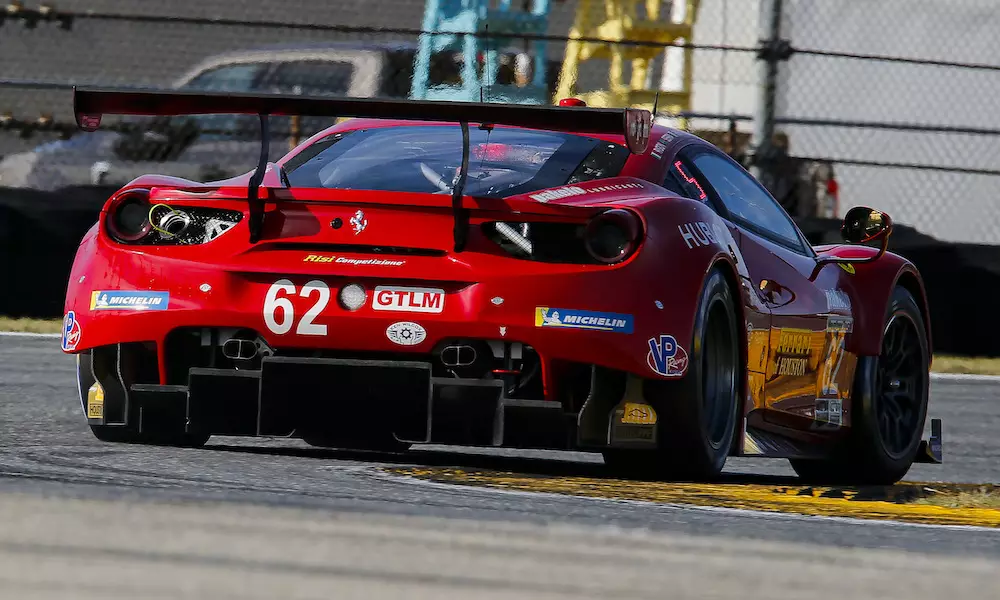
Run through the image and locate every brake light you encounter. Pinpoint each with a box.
[583,209,643,264]
[105,189,153,243]
[103,188,243,246]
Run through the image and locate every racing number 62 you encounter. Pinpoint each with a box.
[263,279,330,336]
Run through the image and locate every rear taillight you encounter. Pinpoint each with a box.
[482,208,643,265]
[103,189,243,246]
[583,209,643,264]
[105,189,153,243]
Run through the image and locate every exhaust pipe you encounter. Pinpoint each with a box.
[440,344,477,367]
[222,338,258,361]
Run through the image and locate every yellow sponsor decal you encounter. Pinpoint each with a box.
[303,254,336,263]
[838,263,856,275]
[87,382,104,419]
[776,328,812,356]
[621,402,657,425]
[89,291,99,310]
[776,356,809,376]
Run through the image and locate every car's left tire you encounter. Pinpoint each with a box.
[604,266,741,480]
[76,351,210,448]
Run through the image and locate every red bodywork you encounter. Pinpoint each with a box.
[63,92,930,457]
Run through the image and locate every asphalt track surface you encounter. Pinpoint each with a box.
[1,335,999,599]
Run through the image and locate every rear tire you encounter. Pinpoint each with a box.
[76,352,210,448]
[790,286,929,485]
[604,267,741,480]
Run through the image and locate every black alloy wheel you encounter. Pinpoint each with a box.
[875,312,925,459]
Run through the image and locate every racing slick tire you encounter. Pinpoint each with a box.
[75,351,210,448]
[789,285,930,485]
[604,266,741,481]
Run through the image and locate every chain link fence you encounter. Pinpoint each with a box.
[775,0,1000,243]
[0,0,995,242]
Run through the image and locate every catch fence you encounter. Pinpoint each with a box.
[0,0,996,242]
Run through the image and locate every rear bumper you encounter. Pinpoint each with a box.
[63,234,700,383]
[91,356,574,450]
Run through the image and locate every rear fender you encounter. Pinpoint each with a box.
[625,197,747,379]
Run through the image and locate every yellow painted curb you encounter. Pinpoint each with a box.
[386,467,1000,528]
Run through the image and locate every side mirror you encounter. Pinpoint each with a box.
[809,206,894,281]
[841,206,893,244]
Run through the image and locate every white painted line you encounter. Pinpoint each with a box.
[0,332,60,338]
[931,372,1000,383]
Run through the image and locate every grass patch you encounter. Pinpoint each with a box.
[1,318,1000,376]
[930,354,1000,376]
[0,317,63,333]
[914,486,1000,509]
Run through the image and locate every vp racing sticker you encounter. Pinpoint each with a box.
[647,334,688,377]
[62,311,81,351]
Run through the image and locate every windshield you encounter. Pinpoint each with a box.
[283,125,630,198]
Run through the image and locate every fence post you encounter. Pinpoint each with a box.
[749,0,787,182]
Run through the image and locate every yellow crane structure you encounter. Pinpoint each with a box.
[554,0,701,118]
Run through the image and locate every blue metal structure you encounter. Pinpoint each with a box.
[410,0,552,104]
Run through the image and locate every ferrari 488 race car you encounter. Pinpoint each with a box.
[63,88,942,484]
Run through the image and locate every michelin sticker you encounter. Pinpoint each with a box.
[62,311,81,351]
[647,334,689,377]
[535,307,634,334]
[90,291,169,311]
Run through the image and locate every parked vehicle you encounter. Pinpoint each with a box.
[0,41,556,190]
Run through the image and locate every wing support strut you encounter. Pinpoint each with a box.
[451,120,471,252]
[248,113,269,244]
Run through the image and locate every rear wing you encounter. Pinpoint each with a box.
[72,87,653,250]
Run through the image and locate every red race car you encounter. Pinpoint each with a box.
[64,88,942,483]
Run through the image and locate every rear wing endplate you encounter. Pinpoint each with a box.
[72,87,653,249]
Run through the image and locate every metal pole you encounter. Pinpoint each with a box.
[750,0,783,180]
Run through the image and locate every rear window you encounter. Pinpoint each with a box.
[284,125,629,198]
